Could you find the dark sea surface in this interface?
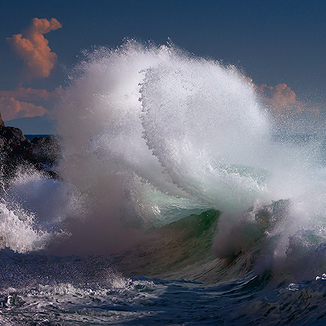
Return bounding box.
[24,134,52,141]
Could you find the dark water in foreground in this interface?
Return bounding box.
[1,206,326,325]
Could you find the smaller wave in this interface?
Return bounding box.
[114,198,326,288]
[0,201,50,253]
[114,209,221,282]
[213,199,326,285]
[0,167,84,253]
[231,274,326,325]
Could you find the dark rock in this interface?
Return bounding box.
[30,136,61,166]
[0,113,5,127]
[0,122,61,184]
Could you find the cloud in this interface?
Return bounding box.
[0,87,60,120]
[2,18,61,120]
[0,87,59,102]
[0,97,47,120]
[246,78,319,117]
[258,83,298,109]
[6,18,62,79]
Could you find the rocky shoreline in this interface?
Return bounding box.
[0,114,61,183]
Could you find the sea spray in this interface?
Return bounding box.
[0,167,81,253]
[54,40,326,281]
[55,40,274,255]
[140,53,271,210]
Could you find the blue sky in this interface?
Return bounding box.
[1,0,326,133]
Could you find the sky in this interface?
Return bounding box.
[1,0,326,133]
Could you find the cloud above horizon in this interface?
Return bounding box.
[0,87,60,120]
[0,96,47,120]
[7,18,62,79]
[1,19,321,123]
[246,78,320,117]
[0,87,59,102]
[1,18,62,120]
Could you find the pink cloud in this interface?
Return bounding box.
[258,83,297,109]
[246,78,319,116]
[0,87,59,102]
[0,87,60,120]
[0,97,47,120]
[6,18,62,79]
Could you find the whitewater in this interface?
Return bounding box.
[1,41,326,324]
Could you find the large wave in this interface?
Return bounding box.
[2,40,326,284]
[55,40,326,281]
[54,41,270,252]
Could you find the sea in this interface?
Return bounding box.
[1,41,326,325]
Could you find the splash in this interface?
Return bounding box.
[0,167,81,253]
[52,41,276,254]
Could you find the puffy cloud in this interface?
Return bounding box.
[6,18,62,79]
[0,97,46,120]
[0,87,60,120]
[246,79,319,116]
[0,87,59,102]
[1,19,61,120]
[258,83,298,109]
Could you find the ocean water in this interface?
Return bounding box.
[1,41,326,325]
[24,135,52,141]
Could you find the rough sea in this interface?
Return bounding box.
[1,41,326,325]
